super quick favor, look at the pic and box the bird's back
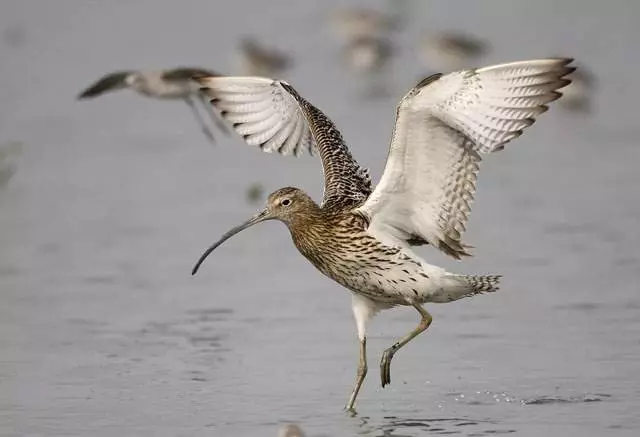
[133,71,195,99]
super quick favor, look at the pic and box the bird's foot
[380,346,396,387]
[343,404,358,416]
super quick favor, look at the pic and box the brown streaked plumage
[192,58,575,411]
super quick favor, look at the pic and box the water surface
[1,1,639,436]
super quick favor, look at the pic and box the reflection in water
[350,391,613,436]
[444,391,519,406]
[522,393,611,405]
[443,390,611,407]
[133,307,234,376]
[357,415,512,437]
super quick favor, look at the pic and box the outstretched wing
[77,71,133,99]
[358,58,574,259]
[196,76,372,211]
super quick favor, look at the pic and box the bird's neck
[287,211,367,273]
[287,210,334,258]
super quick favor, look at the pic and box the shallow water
[1,1,640,436]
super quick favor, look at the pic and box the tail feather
[430,273,501,303]
[463,274,501,293]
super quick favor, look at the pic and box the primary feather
[196,76,372,211]
[358,58,574,258]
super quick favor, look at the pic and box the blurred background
[1,1,639,436]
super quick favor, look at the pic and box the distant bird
[342,35,395,99]
[192,59,574,411]
[419,33,489,71]
[245,182,265,205]
[330,7,401,41]
[77,67,229,144]
[235,37,291,77]
[343,35,394,74]
[0,141,21,189]
[0,160,16,189]
[559,68,595,113]
[278,424,305,437]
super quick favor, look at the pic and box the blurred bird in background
[330,6,403,40]
[0,141,21,189]
[342,35,395,98]
[418,32,489,72]
[77,67,230,144]
[328,3,412,99]
[278,424,305,437]
[234,37,292,77]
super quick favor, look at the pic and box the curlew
[191,58,574,411]
[77,67,229,144]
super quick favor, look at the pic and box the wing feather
[358,58,574,258]
[196,76,371,208]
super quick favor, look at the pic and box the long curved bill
[191,210,271,275]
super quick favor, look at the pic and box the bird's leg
[195,91,231,136]
[345,337,367,412]
[347,293,375,412]
[183,95,217,145]
[380,304,432,388]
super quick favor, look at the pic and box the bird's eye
[281,198,292,206]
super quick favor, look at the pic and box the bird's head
[264,187,318,223]
[191,187,319,275]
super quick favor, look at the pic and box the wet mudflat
[1,1,639,436]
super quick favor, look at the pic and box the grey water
[1,1,639,436]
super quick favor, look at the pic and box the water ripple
[521,393,612,405]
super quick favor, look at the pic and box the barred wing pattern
[196,76,371,211]
[358,58,574,259]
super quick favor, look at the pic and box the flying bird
[330,7,402,41]
[235,37,292,78]
[77,67,229,144]
[419,32,489,71]
[342,35,395,99]
[343,35,394,74]
[191,58,574,411]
